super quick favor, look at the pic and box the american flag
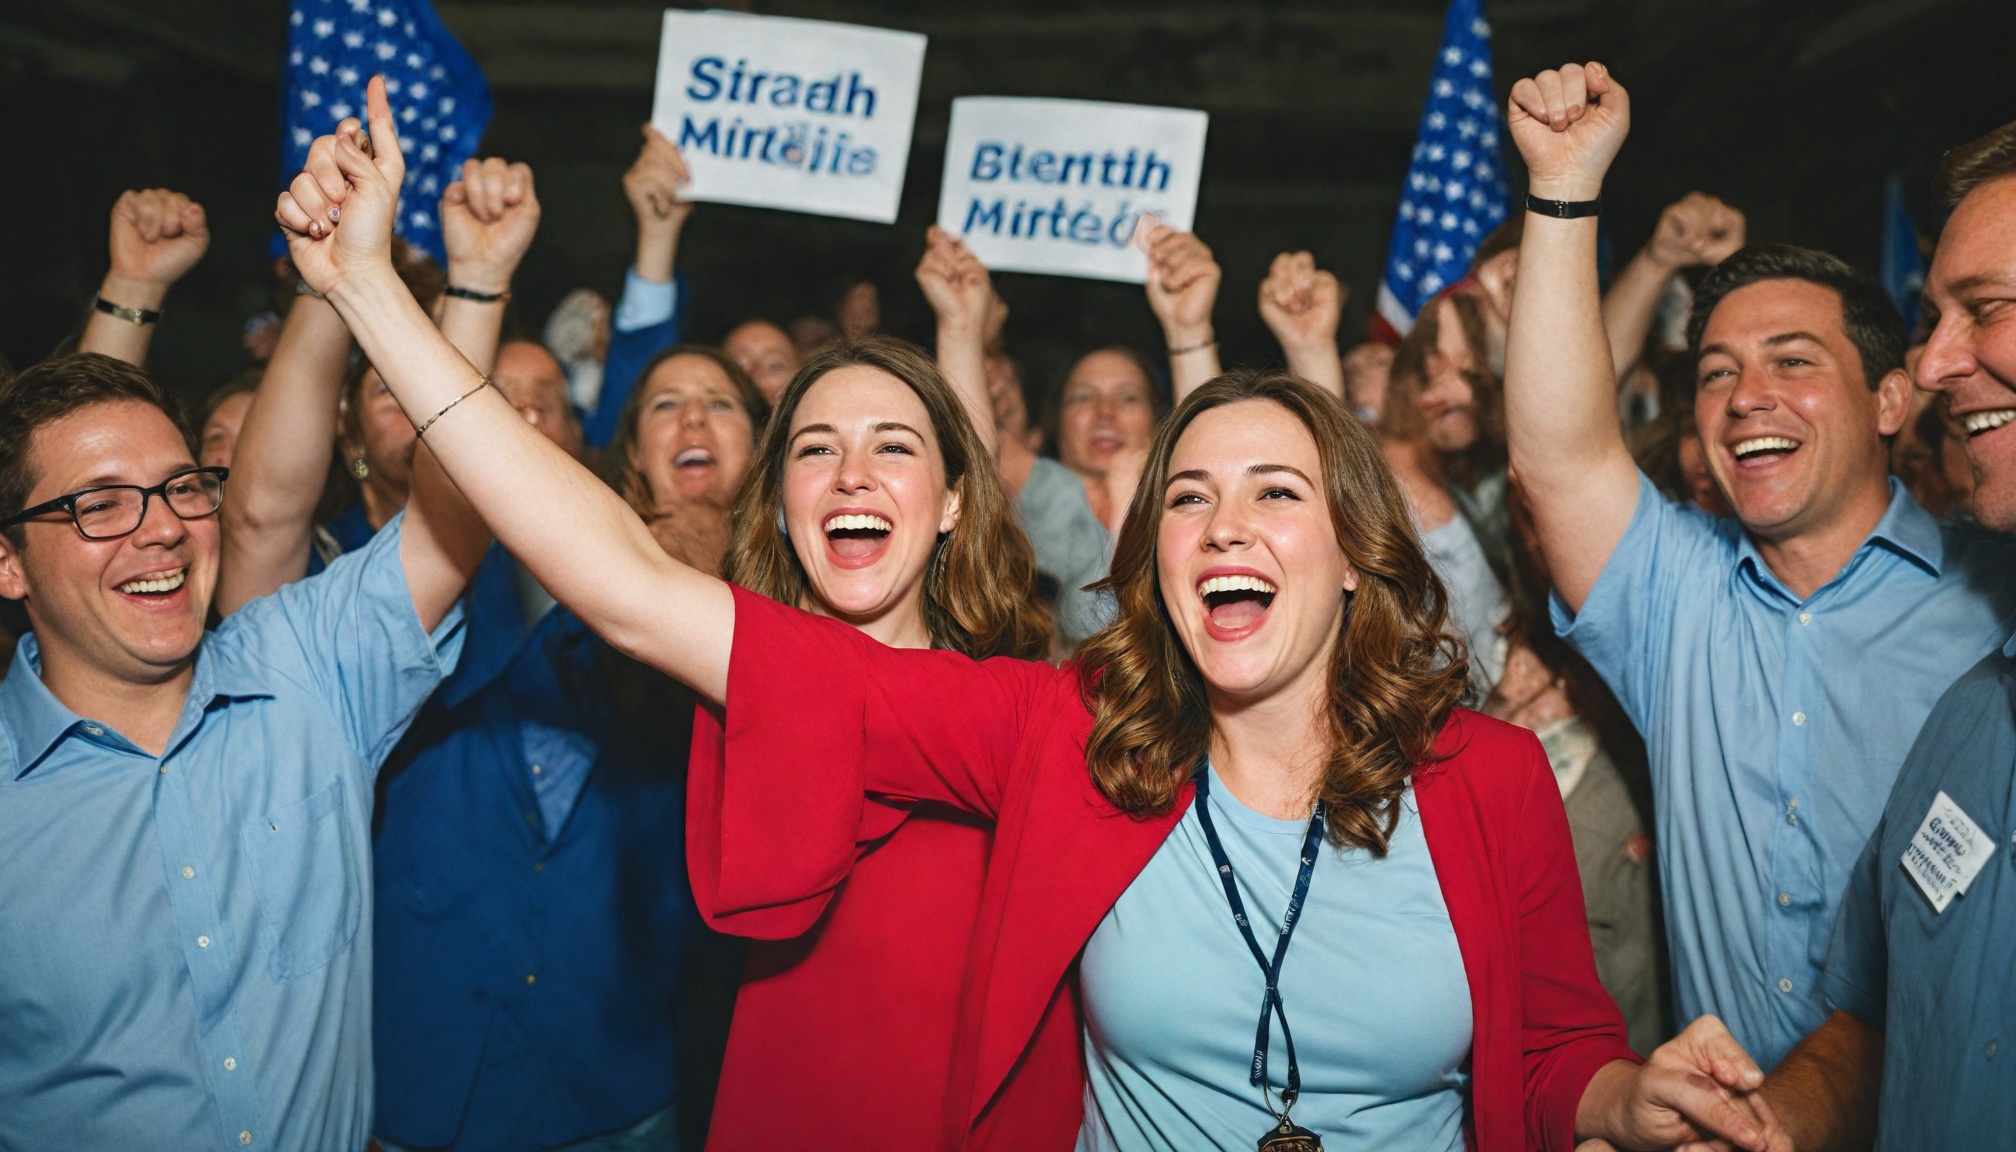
[1374,0,1510,341]
[280,0,491,263]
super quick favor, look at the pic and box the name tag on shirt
[1901,791,1997,913]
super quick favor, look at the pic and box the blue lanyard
[1192,767,1327,1121]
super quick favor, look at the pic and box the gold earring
[351,455,370,480]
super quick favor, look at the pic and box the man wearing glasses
[0,352,486,1150]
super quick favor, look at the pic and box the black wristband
[1524,193,1601,219]
[93,295,162,325]
[443,284,511,304]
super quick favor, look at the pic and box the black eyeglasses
[0,467,229,540]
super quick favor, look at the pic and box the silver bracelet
[413,376,497,438]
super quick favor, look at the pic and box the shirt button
[1792,712,1807,726]
[531,763,543,776]
[181,866,195,880]
[1989,1041,2000,1060]
[1778,891,1792,907]
[533,861,545,873]
[239,1132,252,1145]
[1798,612,1811,625]
[197,935,211,949]
[224,1057,237,1071]
[525,973,536,985]
[1777,977,1794,994]
[83,724,104,736]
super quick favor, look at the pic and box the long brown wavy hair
[1076,369,1469,853]
[721,335,1051,661]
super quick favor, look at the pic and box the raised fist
[1507,62,1630,202]
[1140,220,1220,344]
[107,189,210,290]
[1258,251,1345,354]
[915,226,993,336]
[1647,192,1745,270]
[623,125,694,232]
[443,156,541,294]
[276,74,406,296]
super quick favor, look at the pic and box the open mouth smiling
[1730,435,1800,463]
[674,446,716,469]
[1198,573,1277,636]
[1963,409,2016,437]
[823,512,893,565]
[116,567,187,597]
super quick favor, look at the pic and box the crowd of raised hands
[22,46,2011,1151]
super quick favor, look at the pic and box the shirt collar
[1735,477,1944,596]
[0,632,274,779]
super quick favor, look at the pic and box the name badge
[1901,790,1997,913]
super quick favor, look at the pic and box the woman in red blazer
[281,146,1774,1149]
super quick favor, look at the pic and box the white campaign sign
[936,97,1209,283]
[650,10,926,224]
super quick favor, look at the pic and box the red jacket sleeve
[688,586,1056,939]
[1511,730,1643,1150]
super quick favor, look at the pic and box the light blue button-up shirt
[0,517,463,1151]
[1554,472,2016,1068]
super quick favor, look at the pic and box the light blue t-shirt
[1077,768,1471,1152]
[1554,471,2016,1068]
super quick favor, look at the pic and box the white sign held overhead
[650,10,926,224]
[937,97,1210,284]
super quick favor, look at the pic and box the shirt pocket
[243,777,362,981]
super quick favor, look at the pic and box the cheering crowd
[2,56,2014,1152]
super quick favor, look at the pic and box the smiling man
[0,352,482,1150]
[1500,61,2016,1071]
[1752,116,2016,1150]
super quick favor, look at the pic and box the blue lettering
[1030,151,1058,182]
[843,72,876,118]
[805,76,838,114]
[1059,152,1093,184]
[687,57,724,101]
[847,147,876,176]
[964,198,1006,234]
[1139,151,1171,192]
[769,75,801,107]
[972,143,1003,181]
[678,114,722,154]
[1070,205,1101,243]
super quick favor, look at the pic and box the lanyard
[1192,766,1327,1122]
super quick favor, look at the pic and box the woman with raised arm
[285,79,1781,1152]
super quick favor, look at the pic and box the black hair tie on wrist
[1524,193,1601,219]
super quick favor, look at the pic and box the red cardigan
[690,588,1639,1151]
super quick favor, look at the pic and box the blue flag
[1375,0,1510,340]
[1880,174,1926,335]
[280,0,491,263]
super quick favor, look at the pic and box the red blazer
[690,589,1639,1151]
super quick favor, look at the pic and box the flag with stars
[1374,0,1509,341]
[280,0,490,263]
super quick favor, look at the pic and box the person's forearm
[78,273,168,366]
[216,295,354,615]
[1281,340,1345,398]
[634,218,685,285]
[1167,328,1221,402]
[1763,1011,1881,1152]
[1601,247,1676,382]
[936,317,997,458]
[399,438,491,631]
[441,257,517,374]
[324,263,733,701]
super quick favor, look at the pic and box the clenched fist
[624,125,694,232]
[443,156,541,295]
[107,189,210,294]
[1507,61,1631,202]
[1647,192,1745,271]
[915,226,994,336]
[1140,219,1220,347]
[1258,251,1345,355]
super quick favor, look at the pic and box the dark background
[5,0,2012,406]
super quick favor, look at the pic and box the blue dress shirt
[1822,636,2016,1148]
[1554,473,2016,1067]
[0,518,463,1152]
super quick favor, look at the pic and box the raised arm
[591,126,695,449]
[1502,62,1642,612]
[215,292,353,614]
[916,226,1025,474]
[218,153,539,614]
[1257,251,1347,396]
[79,189,209,367]
[436,155,541,377]
[1601,193,1745,379]
[1142,221,1223,400]
[278,78,731,702]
